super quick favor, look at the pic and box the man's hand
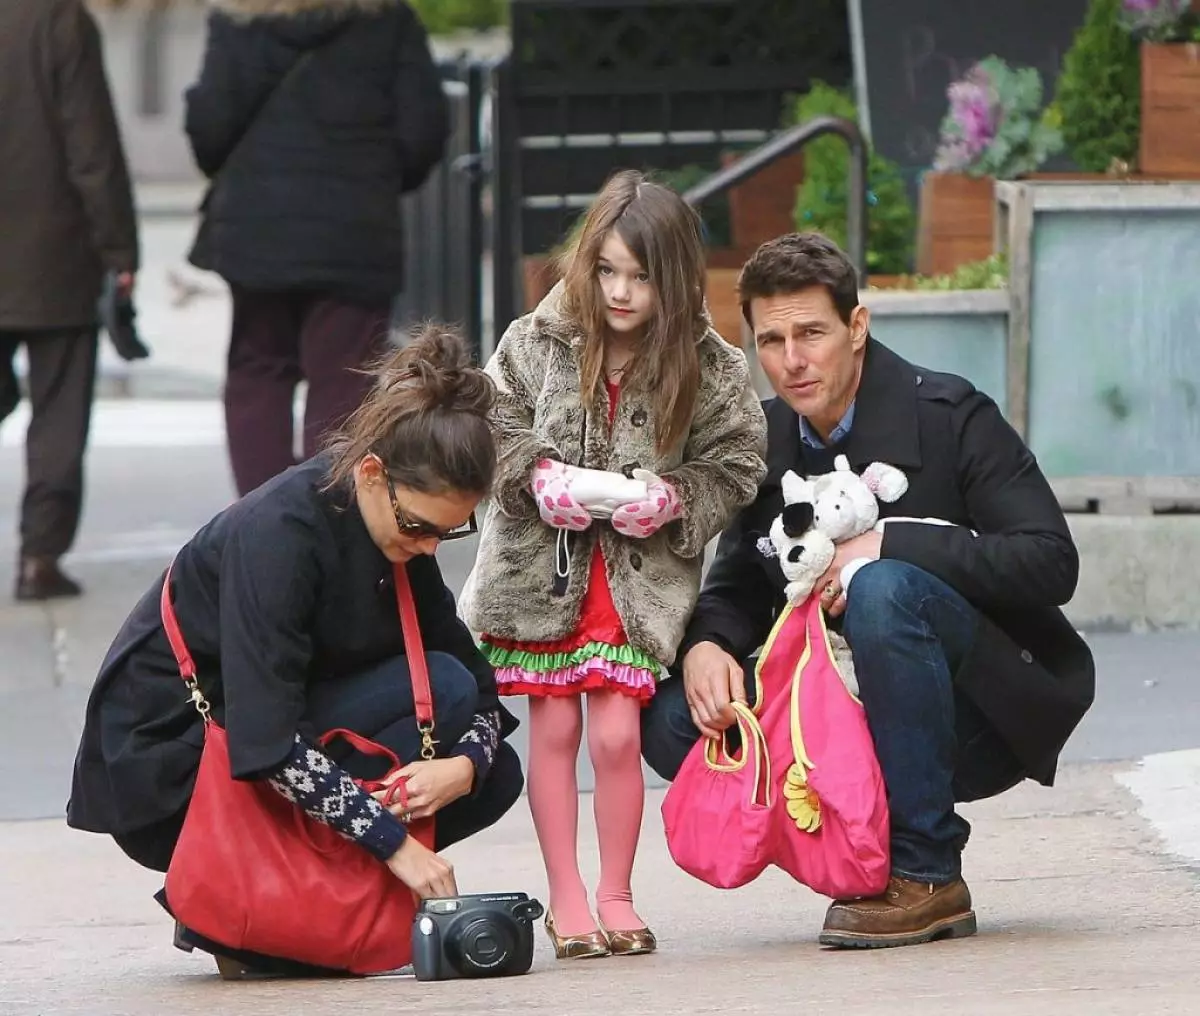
[816,530,883,618]
[682,641,746,739]
[385,835,458,899]
[116,271,135,298]
[373,757,474,821]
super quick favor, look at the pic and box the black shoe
[15,557,83,601]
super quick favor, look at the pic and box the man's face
[749,286,869,438]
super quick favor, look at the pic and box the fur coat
[460,283,768,668]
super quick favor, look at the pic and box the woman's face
[597,232,655,338]
[353,456,482,564]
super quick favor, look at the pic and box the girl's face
[353,456,481,564]
[597,233,655,338]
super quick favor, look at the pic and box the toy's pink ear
[861,462,909,503]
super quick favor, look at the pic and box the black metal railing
[681,115,870,282]
[392,59,489,357]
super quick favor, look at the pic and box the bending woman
[65,325,522,976]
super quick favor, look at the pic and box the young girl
[462,170,767,958]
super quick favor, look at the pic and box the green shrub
[1053,0,1141,173]
[787,82,916,276]
[907,252,1009,291]
[409,0,508,35]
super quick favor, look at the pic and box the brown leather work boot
[818,875,977,949]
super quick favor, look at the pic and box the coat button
[1020,649,1033,664]
[629,552,643,570]
[631,409,648,427]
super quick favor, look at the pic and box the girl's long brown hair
[558,170,707,454]
[322,324,497,496]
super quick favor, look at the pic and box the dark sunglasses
[384,472,477,542]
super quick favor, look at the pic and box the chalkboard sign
[851,0,1090,187]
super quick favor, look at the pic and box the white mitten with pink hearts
[530,459,592,531]
[610,469,683,538]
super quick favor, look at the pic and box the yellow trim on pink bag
[783,607,822,834]
[704,701,773,808]
[813,600,864,706]
[751,600,796,716]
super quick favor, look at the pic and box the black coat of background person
[184,0,451,305]
[681,339,1095,787]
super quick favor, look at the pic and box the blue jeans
[642,561,1025,885]
[304,651,524,852]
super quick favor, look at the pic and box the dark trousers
[224,287,391,497]
[0,327,98,559]
[641,560,1026,886]
[114,651,523,872]
[303,650,525,852]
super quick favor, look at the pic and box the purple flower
[945,68,999,160]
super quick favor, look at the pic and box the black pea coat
[682,339,1095,786]
[66,455,517,837]
[183,0,450,304]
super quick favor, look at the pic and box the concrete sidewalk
[2,759,1199,1016]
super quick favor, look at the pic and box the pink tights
[526,691,646,936]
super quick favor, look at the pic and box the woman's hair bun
[379,323,496,417]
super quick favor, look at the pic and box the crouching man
[641,232,1095,948]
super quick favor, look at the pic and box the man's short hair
[737,232,860,327]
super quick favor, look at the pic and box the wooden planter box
[916,172,995,276]
[1140,42,1200,176]
[722,150,806,250]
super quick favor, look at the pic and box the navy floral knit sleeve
[447,709,501,793]
[263,735,408,863]
[260,711,503,857]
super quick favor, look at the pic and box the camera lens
[446,914,518,975]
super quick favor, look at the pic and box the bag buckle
[185,677,211,719]
[418,722,437,761]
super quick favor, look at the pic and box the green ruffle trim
[481,639,666,679]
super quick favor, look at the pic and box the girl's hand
[531,459,591,531]
[386,835,458,899]
[611,469,682,538]
[373,757,475,821]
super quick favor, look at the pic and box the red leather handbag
[161,560,438,975]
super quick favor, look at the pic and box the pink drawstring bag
[660,700,776,889]
[662,594,890,899]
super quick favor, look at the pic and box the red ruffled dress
[478,382,665,703]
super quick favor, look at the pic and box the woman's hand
[373,756,475,821]
[386,835,458,898]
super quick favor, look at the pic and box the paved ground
[3,758,1200,1016]
[2,194,1199,1013]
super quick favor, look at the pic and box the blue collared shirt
[799,401,856,449]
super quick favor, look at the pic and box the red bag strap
[158,558,437,754]
[391,562,437,759]
[160,562,210,720]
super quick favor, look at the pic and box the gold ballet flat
[601,923,657,956]
[545,912,611,960]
